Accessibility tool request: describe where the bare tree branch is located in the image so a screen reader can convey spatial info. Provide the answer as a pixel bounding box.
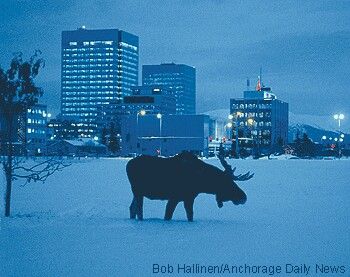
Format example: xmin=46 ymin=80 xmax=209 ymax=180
xmin=11 ymin=157 xmax=71 ymax=187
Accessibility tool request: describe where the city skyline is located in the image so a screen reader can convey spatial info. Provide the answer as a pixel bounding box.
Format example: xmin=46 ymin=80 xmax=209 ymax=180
xmin=1 ymin=0 xmax=349 ymax=117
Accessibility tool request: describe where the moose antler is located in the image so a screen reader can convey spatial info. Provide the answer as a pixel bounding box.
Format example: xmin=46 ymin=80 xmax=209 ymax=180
xmin=218 ymin=154 xmax=254 ymax=181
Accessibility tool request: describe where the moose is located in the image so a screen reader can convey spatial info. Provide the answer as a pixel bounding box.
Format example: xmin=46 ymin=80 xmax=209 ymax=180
xmin=126 ymin=152 xmax=253 ymax=221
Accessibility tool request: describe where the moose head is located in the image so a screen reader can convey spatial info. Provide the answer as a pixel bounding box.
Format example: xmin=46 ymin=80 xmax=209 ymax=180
xmin=215 ymin=154 xmax=253 ymax=208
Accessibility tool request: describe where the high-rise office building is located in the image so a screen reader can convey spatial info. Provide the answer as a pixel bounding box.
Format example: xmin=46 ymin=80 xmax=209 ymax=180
xmin=230 ymin=82 xmax=288 ymax=155
xmin=61 ymin=27 xmax=139 ymax=137
xmin=142 ymin=63 xmax=196 ymax=115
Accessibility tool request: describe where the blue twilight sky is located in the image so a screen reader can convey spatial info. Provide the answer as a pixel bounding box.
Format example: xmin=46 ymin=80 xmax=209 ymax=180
xmin=0 ymin=0 xmax=349 ymax=117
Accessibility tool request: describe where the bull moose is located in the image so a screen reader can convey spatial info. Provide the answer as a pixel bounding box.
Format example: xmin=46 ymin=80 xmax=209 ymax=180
xmin=126 ymin=152 xmax=253 ymax=221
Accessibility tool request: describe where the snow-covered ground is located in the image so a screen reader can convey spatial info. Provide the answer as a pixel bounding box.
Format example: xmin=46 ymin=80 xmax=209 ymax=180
xmin=1 ymin=158 xmax=349 ymax=276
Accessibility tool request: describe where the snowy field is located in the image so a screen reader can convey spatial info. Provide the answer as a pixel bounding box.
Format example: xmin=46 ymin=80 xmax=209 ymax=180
xmin=1 ymin=158 xmax=349 ymax=276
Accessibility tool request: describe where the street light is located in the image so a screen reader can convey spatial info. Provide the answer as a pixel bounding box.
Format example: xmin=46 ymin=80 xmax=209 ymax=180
xmin=156 ymin=113 xmax=162 ymax=156
xmin=334 ymin=113 xmax=345 ymax=158
xmin=333 ymin=113 xmax=344 ymax=131
xmin=247 ymin=118 xmax=258 ymax=157
xmin=228 ymin=111 xmax=242 ymax=158
xmin=136 ymin=110 xmax=147 ymax=155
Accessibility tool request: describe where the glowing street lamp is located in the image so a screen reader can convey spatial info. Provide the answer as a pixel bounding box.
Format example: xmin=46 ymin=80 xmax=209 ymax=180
xmin=136 ymin=110 xmax=147 ymax=154
xmin=228 ymin=112 xmax=243 ymax=158
xmin=156 ymin=113 xmax=162 ymax=156
xmin=333 ymin=113 xmax=344 ymax=131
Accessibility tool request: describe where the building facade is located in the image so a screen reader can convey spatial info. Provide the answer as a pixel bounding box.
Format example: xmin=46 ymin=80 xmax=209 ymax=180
xmin=230 ymin=87 xmax=288 ymax=155
xmin=121 ymin=114 xmax=209 ymax=156
xmin=96 ymin=85 xmax=176 ymax=136
xmin=142 ymin=63 xmax=196 ymax=115
xmin=61 ymin=27 xmax=139 ymax=137
xmin=0 ymin=104 xmax=48 ymax=155
xmin=26 ymin=104 xmax=49 ymax=155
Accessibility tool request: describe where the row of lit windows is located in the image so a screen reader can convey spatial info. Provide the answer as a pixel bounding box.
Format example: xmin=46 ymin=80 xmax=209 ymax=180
xmin=63 ymin=52 xmax=117 ymax=58
xmin=62 ymin=107 xmax=97 ymax=112
xmin=231 ymin=103 xmax=272 ymax=109
xmin=62 ymin=97 xmax=112 ymax=102
xmin=27 ymin=128 xmax=46 ymax=134
xmin=83 ymin=41 xmax=113 ymax=46
xmin=119 ymin=49 xmax=138 ymax=56
xmin=120 ymin=56 xmax=138 ymax=62
xmin=69 ymin=41 xmax=114 ymax=47
xmin=62 ymin=85 xmax=118 ymax=90
xmin=239 ymin=121 xmax=272 ymax=127
xmin=63 ymin=47 xmax=114 ymax=52
xmin=146 ymin=73 xmax=182 ymax=77
xmin=63 ymin=80 xmax=116 ymax=85
xmin=27 ymin=108 xmax=46 ymax=115
xmin=63 ymin=58 xmax=115 ymax=63
xmin=144 ymin=78 xmax=182 ymax=84
xmin=119 ymin=42 xmax=138 ymax=51
xmin=63 ymin=69 xmax=115 ymax=74
xmin=63 ymin=47 xmax=137 ymax=55
xmin=63 ymin=91 xmax=116 ymax=96
xmin=67 ymin=41 xmax=138 ymax=51
xmin=120 ymin=75 xmax=138 ymax=82
xmin=63 ymin=74 xmax=116 ymax=79
xmin=63 ymin=101 xmax=112 ymax=106
xmin=63 ymin=64 xmax=115 ymax=69
xmin=62 ymin=84 xmax=134 ymax=91
xmin=27 ymin=119 xmax=46 ymax=124
xmin=119 ymin=61 xmax=138 ymax=68
xmin=239 ymin=112 xmax=271 ymax=118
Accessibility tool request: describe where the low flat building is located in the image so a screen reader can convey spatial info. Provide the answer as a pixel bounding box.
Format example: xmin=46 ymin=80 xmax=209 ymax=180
xmin=47 ymin=138 xmax=107 ymax=156
xmin=121 ymin=114 xmax=210 ymax=156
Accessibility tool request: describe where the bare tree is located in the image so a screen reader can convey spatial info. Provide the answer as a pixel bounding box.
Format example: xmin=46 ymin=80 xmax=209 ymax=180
xmin=0 ymin=51 xmax=69 ymax=217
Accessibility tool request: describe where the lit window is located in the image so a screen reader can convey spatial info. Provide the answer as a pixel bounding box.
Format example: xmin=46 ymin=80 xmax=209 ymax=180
xmin=69 ymin=42 xmax=77 ymax=46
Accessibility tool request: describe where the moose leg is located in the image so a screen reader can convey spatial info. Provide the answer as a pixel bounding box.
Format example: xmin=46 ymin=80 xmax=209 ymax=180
xmin=184 ymin=198 xmax=195 ymax=222
xmin=164 ymin=200 xmax=179 ymax=221
xmin=129 ymin=197 xmax=137 ymax=219
xmin=135 ymin=196 xmax=144 ymax=220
